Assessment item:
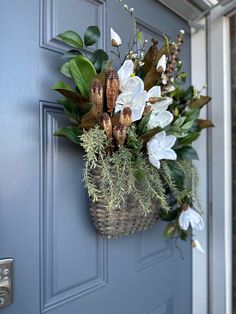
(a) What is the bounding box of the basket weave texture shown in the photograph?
[89,166,160,238]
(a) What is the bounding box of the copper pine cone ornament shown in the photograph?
[106,70,119,113]
[90,78,103,113]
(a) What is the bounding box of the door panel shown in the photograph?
[0,1,191,314]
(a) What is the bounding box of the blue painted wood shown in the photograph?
[0,0,191,313]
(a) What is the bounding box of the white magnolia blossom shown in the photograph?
[179,206,204,231]
[117,60,144,95]
[110,27,122,46]
[147,110,173,129]
[192,240,205,254]
[156,54,167,72]
[115,91,147,122]
[147,131,177,169]
[146,86,161,99]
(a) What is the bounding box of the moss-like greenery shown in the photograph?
[80,126,199,213]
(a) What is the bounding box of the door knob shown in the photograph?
[0,258,13,309]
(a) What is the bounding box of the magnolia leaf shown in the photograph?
[79,104,99,129]
[154,44,174,67]
[61,49,82,59]
[181,120,194,130]
[90,49,109,72]
[179,230,188,241]
[189,96,211,108]
[69,55,96,98]
[163,223,176,239]
[185,108,200,122]
[137,112,151,136]
[101,59,113,72]
[52,81,89,107]
[178,132,200,146]
[54,126,83,144]
[60,62,71,78]
[175,145,199,160]
[173,116,186,128]
[198,119,215,129]
[84,26,100,46]
[138,127,161,144]
[58,99,80,124]
[160,209,178,222]
[58,30,83,48]
[183,85,194,102]
[144,67,158,91]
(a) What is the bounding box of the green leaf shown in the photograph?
[179,230,188,241]
[178,132,200,146]
[173,116,186,128]
[58,99,80,124]
[183,85,194,102]
[160,209,178,222]
[101,59,113,72]
[90,49,109,72]
[181,120,193,130]
[185,108,200,122]
[175,145,199,160]
[69,55,97,98]
[84,26,100,46]
[61,49,82,59]
[60,62,71,78]
[58,30,83,48]
[52,81,89,109]
[54,126,83,144]
[137,112,151,135]
[189,96,211,108]
[163,223,176,239]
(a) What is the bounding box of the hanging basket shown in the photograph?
[89,166,160,239]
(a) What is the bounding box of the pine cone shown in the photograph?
[100,112,112,139]
[113,123,127,146]
[120,107,132,127]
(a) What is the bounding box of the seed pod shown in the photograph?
[120,106,132,127]
[148,97,159,104]
[90,79,103,113]
[113,123,127,146]
[106,70,119,113]
[100,112,112,139]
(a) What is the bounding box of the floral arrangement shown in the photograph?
[53,2,213,251]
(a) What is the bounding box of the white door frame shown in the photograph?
[192,2,235,314]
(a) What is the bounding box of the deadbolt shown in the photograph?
[0,258,13,309]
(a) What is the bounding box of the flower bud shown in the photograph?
[113,123,127,146]
[100,113,112,139]
[90,78,103,113]
[110,28,122,47]
[148,97,159,104]
[120,106,132,127]
[106,70,120,113]
[143,105,152,116]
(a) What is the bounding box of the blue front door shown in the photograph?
[0,1,192,313]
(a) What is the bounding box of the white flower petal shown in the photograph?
[147,111,173,130]
[156,148,177,161]
[148,153,161,169]
[110,27,122,46]
[118,60,133,84]
[121,76,144,95]
[192,240,205,254]
[163,133,176,148]
[179,211,190,230]
[147,86,161,99]
[157,55,167,72]
[188,208,204,230]
[152,97,173,112]
[130,91,147,121]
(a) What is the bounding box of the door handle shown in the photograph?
[0,258,13,309]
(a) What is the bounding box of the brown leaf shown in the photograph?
[79,104,99,129]
[138,127,161,145]
[144,67,158,91]
[197,119,215,129]
[189,96,211,109]
[142,42,158,74]
[154,44,174,67]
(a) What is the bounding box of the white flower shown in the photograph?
[179,207,204,231]
[192,239,205,254]
[147,86,161,99]
[110,28,122,47]
[117,60,144,95]
[115,91,147,122]
[147,111,173,129]
[147,131,177,169]
[156,55,167,72]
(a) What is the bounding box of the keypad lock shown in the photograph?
[0,258,13,309]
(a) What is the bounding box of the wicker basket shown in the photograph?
[89,166,160,238]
